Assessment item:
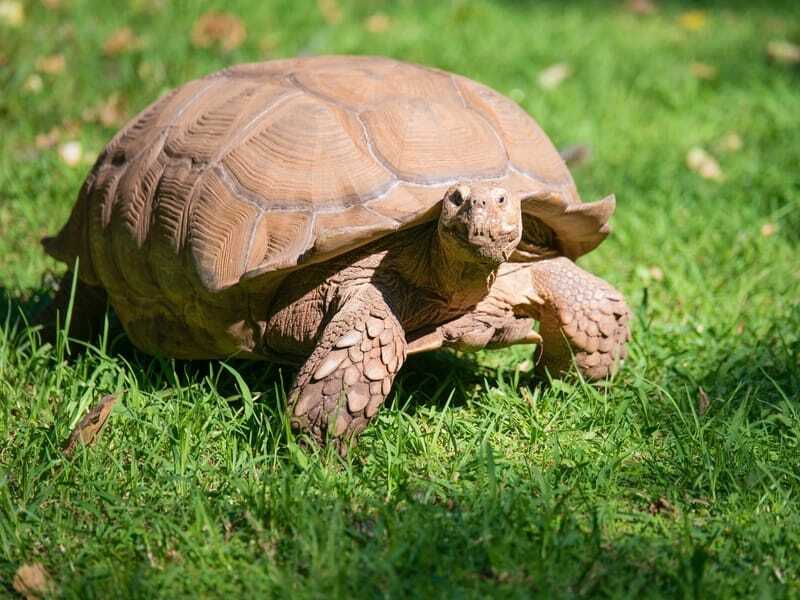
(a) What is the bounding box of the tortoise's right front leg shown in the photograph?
[289,285,407,450]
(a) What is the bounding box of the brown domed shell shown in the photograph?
[44,55,614,296]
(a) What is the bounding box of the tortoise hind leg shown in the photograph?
[289,284,407,452]
[34,271,109,347]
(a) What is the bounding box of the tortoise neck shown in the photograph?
[409,224,498,308]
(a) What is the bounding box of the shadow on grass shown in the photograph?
[0,283,497,438]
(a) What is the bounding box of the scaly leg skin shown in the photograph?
[288,285,407,452]
[407,263,542,355]
[408,313,541,354]
[529,257,630,380]
[33,271,108,347]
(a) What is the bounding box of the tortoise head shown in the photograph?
[437,184,522,265]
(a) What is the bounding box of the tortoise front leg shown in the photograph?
[407,263,542,354]
[289,285,407,451]
[407,313,541,354]
[529,257,630,380]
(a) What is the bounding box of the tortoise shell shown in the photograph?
[45,55,614,299]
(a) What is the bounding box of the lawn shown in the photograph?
[1,0,799,597]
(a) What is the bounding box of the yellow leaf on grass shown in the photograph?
[23,73,43,93]
[0,0,24,27]
[678,10,707,32]
[538,63,572,90]
[716,132,743,153]
[767,40,800,65]
[191,11,246,51]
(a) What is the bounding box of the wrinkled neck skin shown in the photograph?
[400,223,498,313]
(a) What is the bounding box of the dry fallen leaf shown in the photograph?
[686,147,723,181]
[0,0,24,26]
[648,497,676,515]
[103,26,143,56]
[317,0,342,25]
[648,266,664,282]
[41,0,60,9]
[58,141,83,167]
[690,62,717,80]
[13,563,54,599]
[716,132,743,153]
[82,93,127,127]
[697,387,710,416]
[191,11,246,51]
[364,13,392,33]
[36,53,65,75]
[63,394,119,456]
[559,144,592,168]
[35,128,61,149]
[761,222,776,237]
[23,73,43,93]
[678,10,707,32]
[538,63,572,90]
[626,0,657,15]
[767,40,800,65]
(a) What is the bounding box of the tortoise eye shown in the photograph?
[449,189,464,207]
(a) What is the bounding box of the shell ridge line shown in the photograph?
[449,74,470,109]
[92,169,125,289]
[508,164,572,190]
[170,79,224,128]
[143,149,176,303]
[213,89,304,166]
[451,74,512,165]
[287,73,356,113]
[215,156,401,215]
[104,80,220,178]
[354,111,401,181]
[452,76,573,188]
[241,209,264,275]
[288,73,400,183]
[361,204,401,226]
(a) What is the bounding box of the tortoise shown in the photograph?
[42,55,630,447]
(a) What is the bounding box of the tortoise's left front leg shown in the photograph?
[529,257,630,380]
[408,263,542,354]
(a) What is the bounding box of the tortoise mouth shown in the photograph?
[450,228,521,263]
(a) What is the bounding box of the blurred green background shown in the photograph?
[1,0,799,597]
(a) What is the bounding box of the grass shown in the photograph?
[1,0,799,597]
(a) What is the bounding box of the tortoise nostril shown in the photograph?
[497,195,506,205]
